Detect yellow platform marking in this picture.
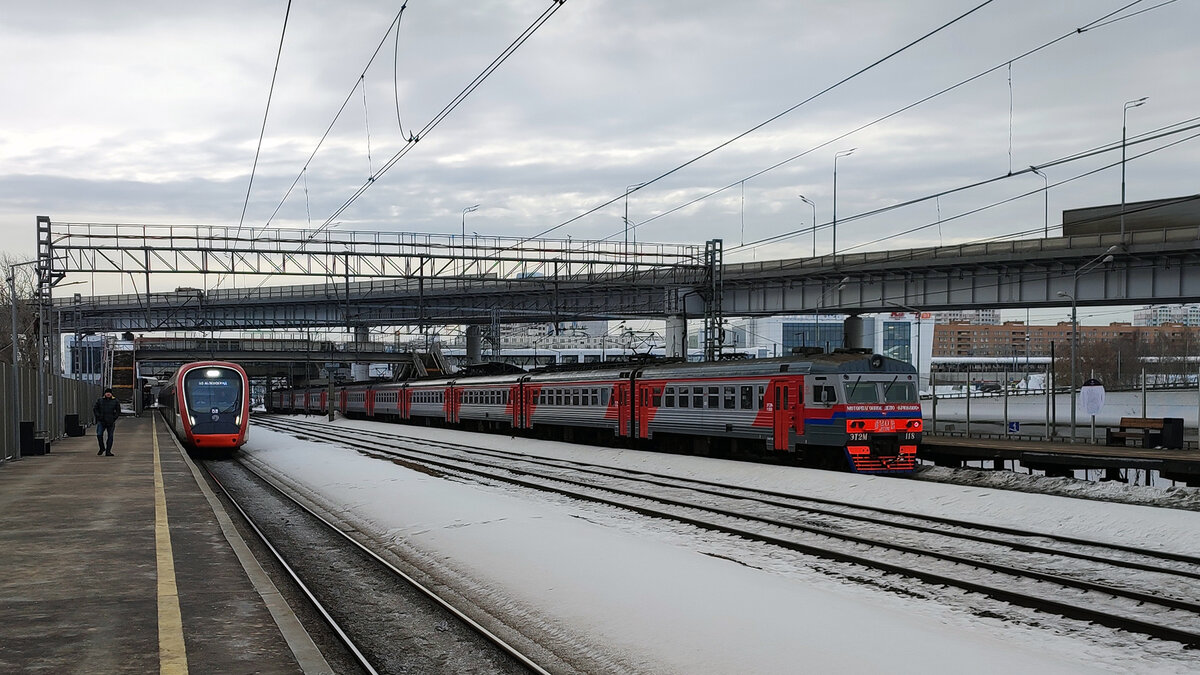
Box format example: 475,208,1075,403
153,416,189,673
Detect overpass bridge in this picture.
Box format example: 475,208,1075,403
46,224,1200,326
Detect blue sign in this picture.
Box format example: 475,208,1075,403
1007,421,1020,434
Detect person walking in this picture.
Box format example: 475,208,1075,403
94,388,121,456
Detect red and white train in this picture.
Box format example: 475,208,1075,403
158,360,251,456
269,351,922,474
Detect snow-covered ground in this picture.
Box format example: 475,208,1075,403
242,416,1200,674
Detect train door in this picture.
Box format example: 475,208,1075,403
339,389,348,412
366,388,375,417
614,381,632,437
769,379,793,451
509,383,523,428
636,382,658,439
399,386,411,420
446,386,461,423
793,376,805,436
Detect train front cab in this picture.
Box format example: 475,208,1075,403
836,369,921,474
179,362,249,452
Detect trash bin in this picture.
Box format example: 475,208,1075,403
1156,417,1184,449
65,414,84,437
19,421,36,455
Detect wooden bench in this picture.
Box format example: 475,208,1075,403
1106,417,1164,448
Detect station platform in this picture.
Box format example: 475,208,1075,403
920,433,1200,485
0,415,328,673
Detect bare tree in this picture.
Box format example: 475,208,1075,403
1,254,43,368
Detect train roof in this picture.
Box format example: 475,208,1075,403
638,351,914,379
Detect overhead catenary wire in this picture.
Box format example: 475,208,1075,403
262,4,411,229
733,120,1200,255
620,0,1168,246
237,0,293,238
514,0,1000,246
315,0,568,234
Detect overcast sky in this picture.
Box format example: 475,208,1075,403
2,0,1198,323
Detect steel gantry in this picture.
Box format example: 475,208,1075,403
37,217,720,336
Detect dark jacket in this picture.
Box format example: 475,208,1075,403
94,396,122,425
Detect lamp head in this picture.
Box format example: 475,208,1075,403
1056,290,1071,299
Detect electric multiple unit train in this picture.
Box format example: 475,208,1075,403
269,351,922,474
158,361,250,455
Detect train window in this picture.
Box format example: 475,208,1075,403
679,388,689,408
845,379,879,403
556,392,563,406
572,390,581,406
665,388,675,407
757,386,765,409
780,386,789,410
592,390,600,406
723,387,735,409
707,386,719,409
652,388,662,407
812,385,838,404
601,388,610,406
504,391,509,405
694,389,705,408
883,381,917,403
740,386,753,409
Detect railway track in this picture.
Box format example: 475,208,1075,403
203,454,550,674
255,416,1200,648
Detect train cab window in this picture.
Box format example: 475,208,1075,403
740,386,753,409
678,387,689,408
723,387,736,409
845,378,879,403
883,381,917,403
812,385,838,405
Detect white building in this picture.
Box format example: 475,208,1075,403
1133,304,1200,327
726,312,933,392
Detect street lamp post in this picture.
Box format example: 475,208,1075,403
624,182,647,259
832,148,856,258
1056,245,1118,442
1030,166,1048,238
461,204,479,275
799,195,817,257
1121,97,1148,239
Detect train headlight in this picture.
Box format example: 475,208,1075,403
205,369,221,377
189,415,195,426
235,415,241,425
907,419,923,431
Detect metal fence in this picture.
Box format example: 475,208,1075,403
1,363,103,462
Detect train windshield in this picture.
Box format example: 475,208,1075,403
184,367,242,413
843,377,919,404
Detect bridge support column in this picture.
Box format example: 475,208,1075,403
465,325,483,364
842,315,866,350
351,326,371,381
665,315,687,359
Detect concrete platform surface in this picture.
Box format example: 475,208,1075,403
0,415,317,674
